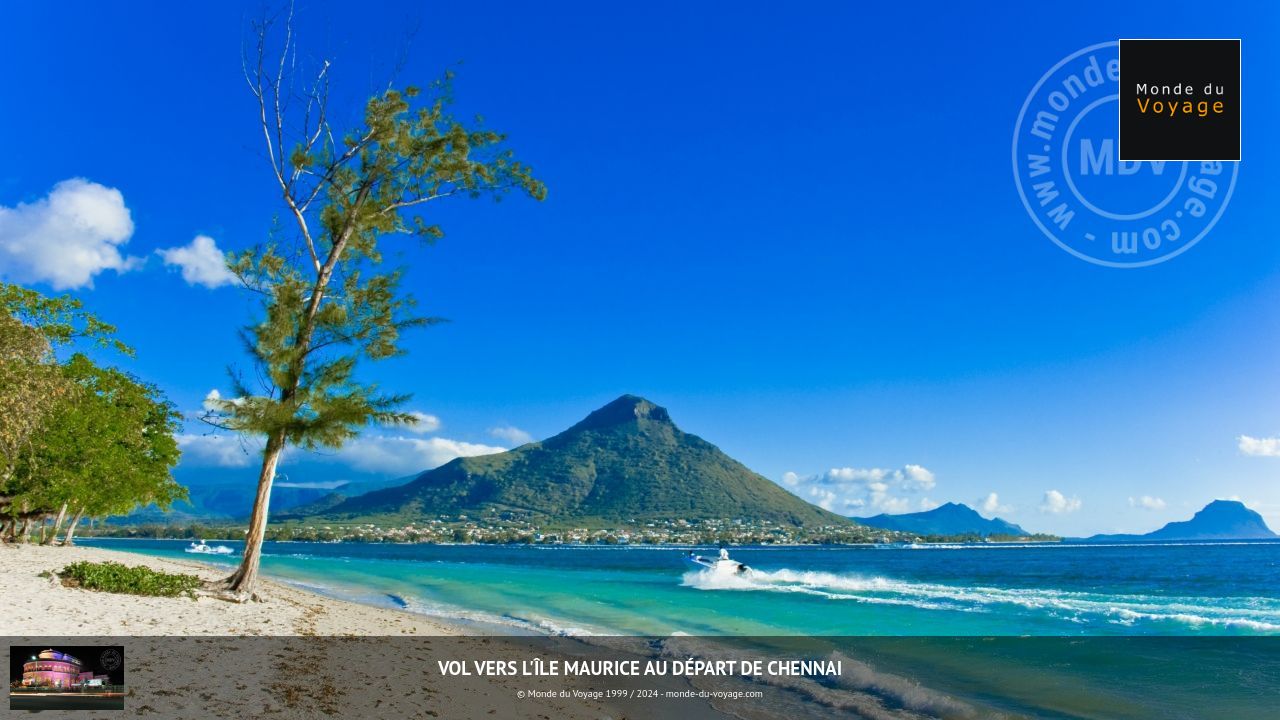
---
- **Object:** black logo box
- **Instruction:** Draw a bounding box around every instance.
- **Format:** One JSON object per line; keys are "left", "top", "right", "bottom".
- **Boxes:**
{"left": 1119, "top": 39, "right": 1241, "bottom": 162}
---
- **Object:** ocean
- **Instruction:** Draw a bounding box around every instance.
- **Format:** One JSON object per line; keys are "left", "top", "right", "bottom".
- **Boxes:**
{"left": 79, "top": 538, "right": 1280, "bottom": 637}
{"left": 76, "top": 538, "right": 1280, "bottom": 718}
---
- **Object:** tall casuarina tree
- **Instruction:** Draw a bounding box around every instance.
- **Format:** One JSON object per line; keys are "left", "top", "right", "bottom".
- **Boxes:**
{"left": 203, "top": 7, "right": 544, "bottom": 598}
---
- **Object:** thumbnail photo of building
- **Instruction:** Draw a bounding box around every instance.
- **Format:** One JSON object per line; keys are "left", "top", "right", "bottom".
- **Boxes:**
{"left": 10, "top": 645, "right": 125, "bottom": 711}
{"left": 19, "top": 649, "right": 110, "bottom": 689}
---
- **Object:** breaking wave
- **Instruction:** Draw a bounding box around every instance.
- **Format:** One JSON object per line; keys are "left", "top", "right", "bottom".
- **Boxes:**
{"left": 394, "top": 594, "right": 603, "bottom": 637}
{"left": 682, "top": 567, "right": 1280, "bottom": 633}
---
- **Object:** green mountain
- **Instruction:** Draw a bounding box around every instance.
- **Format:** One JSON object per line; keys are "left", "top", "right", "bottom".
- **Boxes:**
{"left": 301, "top": 395, "right": 850, "bottom": 527}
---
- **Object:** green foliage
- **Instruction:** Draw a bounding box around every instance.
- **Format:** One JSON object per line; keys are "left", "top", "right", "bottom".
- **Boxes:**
{"left": 59, "top": 561, "right": 200, "bottom": 598}
{"left": 1, "top": 285, "right": 181, "bottom": 533}
{"left": 209, "top": 16, "right": 546, "bottom": 590}
{"left": 316, "top": 395, "right": 851, "bottom": 528}
{"left": 84, "top": 523, "right": 236, "bottom": 540}
{"left": 0, "top": 282, "right": 132, "bottom": 355}
{"left": 0, "top": 312, "right": 67, "bottom": 475}
{"left": 209, "top": 75, "right": 544, "bottom": 454}
{"left": 2, "top": 281, "right": 131, "bottom": 481}
{"left": 9, "top": 355, "right": 185, "bottom": 519}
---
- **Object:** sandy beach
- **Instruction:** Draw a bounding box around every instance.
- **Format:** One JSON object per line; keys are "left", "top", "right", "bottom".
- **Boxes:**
{"left": 1, "top": 542, "right": 733, "bottom": 719}
{"left": 0, "top": 542, "right": 464, "bottom": 637}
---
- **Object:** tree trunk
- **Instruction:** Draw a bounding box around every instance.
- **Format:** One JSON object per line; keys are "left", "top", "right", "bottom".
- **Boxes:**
{"left": 19, "top": 517, "right": 32, "bottom": 543}
{"left": 63, "top": 507, "right": 86, "bottom": 546}
{"left": 217, "top": 186, "right": 350, "bottom": 600}
{"left": 224, "top": 430, "right": 287, "bottom": 597}
{"left": 38, "top": 517, "right": 47, "bottom": 543}
{"left": 43, "top": 503, "right": 69, "bottom": 545}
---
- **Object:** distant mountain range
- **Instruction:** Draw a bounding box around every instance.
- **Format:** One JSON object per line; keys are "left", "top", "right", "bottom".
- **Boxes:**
{"left": 856, "top": 502, "right": 1029, "bottom": 537}
{"left": 289, "top": 395, "right": 851, "bottom": 527}
{"left": 118, "top": 473, "right": 410, "bottom": 523}
{"left": 129, "top": 397, "right": 1279, "bottom": 544}
{"left": 1084, "top": 500, "right": 1277, "bottom": 542}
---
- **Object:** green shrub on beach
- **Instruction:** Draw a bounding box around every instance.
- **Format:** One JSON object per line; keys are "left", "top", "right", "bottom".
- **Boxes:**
{"left": 58, "top": 561, "right": 200, "bottom": 598}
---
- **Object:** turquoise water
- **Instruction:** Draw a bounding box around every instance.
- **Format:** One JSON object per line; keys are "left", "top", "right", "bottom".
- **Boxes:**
{"left": 76, "top": 538, "right": 1280, "bottom": 717}
{"left": 80, "top": 539, "right": 1280, "bottom": 636}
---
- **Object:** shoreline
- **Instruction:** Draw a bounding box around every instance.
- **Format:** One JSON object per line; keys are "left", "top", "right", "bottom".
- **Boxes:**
{"left": 77, "top": 533, "right": 1070, "bottom": 547}
{"left": 0, "top": 543, "right": 469, "bottom": 637}
{"left": 7, "top": 541, "right": 1277, "bottom": 719}
{"left": 61, "top": 536, "right": 1280, "bottom": 638}
{"left": 1, "top": 543, "right": 736, "bottom": 718}
{"left": 0, "top": 541, "right": 951, "bottom": 718}
{"left": 85, "top": 530, "right": 1280, "bottom": 547}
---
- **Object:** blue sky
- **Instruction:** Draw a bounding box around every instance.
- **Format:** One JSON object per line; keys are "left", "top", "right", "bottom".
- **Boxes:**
{"left": 2, "top": 1, "right": 1278, "bottom": 534}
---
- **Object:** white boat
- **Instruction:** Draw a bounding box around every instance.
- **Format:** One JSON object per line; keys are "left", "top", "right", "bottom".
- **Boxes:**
{"left": 684, "top": 548, "right": 752, "bottom": 576}
{"left": 185, "top": 540, "right": 234, "bottom": 555}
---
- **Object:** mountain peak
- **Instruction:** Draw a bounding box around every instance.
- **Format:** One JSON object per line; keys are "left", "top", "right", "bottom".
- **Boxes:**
{"left": 570, "top": 394, "right": 672, "bottom": 431}
{"left": 857, "top": 502, "right": 1028, "bottom": 537}
{"left": 1086, "top": 499, "right": 1276, "bottom": 542}
{"left": 314, "top": 394, "right": 846, "bottom": 527}
{"left": 932, "top": 502, "right": 986, "bottom": 518}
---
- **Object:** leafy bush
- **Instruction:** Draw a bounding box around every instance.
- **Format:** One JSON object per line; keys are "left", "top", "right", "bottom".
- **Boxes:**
{"left": 58, "top": 561, "right": 200, "bottom": 598}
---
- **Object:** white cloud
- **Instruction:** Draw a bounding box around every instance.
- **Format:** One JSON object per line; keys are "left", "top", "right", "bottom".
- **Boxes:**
{"left": 823, "top": 467, "right": 886, "bottom": 483}
{"left": 1128, "top": 495, "right": 1167, "bottom": 511}
{"left": 782, "top": 464, "right": 938, "bottom": 515}
{"left": 978, "top": 492, "right": 1012, "bottom": 515}
{"left": 177, "top": 427, "right": 504, "bottom": 476}
{"left": 157, "top": 234, "right": 235, "bottom": 288}
{"left": 1239, "top": 435, "right": 1280, "bottom": 457}
{"left": 404, "top": 411, "right": 442, "bottom": 434}
{"left": 819, "top": 465, "right": 937, "bottom": 491}
{"left": 202, "top": 389, "right": 224, "bottom": 412}
{"left": 901, "top": 464, "right": 936, "bottom": 490}
{"left": 488, "top": 425, "right": 534, "bottom": 445}
{"left": 1040, "top": 490, "right": 1082, "bottom": 514}
{"left": 177, "top": 433, "right": 263, "bottom": 468}
{"left": 324, "top": 435, "right": 506, "bottom": 475}
{"left": 201, "top": 388, "right": 245, "bottom": 412}
{"left": 0, "top": 178, "right": 138, "bottom": 289}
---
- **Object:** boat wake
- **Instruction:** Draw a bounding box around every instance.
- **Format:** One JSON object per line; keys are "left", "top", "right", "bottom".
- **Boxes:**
{"left": 184, "top": 540, "right": 234, "bottom": 555}
{"left": 682, "top": 567, "right": 1280, "bottom": 633}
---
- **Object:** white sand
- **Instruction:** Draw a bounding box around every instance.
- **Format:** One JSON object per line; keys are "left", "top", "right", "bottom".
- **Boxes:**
{"left": 0, "top": 542, "right": 463, "bottom": 636}
{"left": 1, "top": 542, "right": 731, "bottom": 719}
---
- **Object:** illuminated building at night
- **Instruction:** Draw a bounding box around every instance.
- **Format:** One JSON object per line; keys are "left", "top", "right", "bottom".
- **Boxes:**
{"left": 19, "top": 650, "right": 109, "bottom": 689}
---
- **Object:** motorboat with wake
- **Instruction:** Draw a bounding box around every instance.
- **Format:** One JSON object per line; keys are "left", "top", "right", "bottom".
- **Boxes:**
{"left": 684, "top": 548, "right": 752, "bottom": 576}
{"left": 185, "top": 539, "right": 234, "bottom": 555}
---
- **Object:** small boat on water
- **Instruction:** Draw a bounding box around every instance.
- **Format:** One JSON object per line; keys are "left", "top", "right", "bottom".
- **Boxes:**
{"left": 185, "top": 539, "right": 234, "bottom": 555}
{"left": 684, "top": 548, "right": 752, "bottom": 576}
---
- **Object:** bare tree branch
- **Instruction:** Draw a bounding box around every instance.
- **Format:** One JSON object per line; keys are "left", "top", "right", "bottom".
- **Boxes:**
{"left": 245, "top": 5, "right": 326, "bottom": 274}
